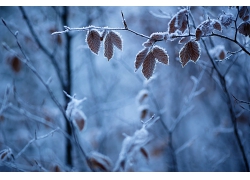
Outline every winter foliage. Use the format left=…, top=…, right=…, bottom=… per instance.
left=1, top=6, right=250, bottom=172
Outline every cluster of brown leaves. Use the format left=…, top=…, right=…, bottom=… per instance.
left=86, top=29, right=122, bottom=60
left=238, top=6, right=250, bottom=37
left=83, top=7, right=249, bottom=79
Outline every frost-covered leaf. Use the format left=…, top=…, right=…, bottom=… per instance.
left=213, top=20, right=222, bottom=31
left=110, top=31, right=122, bottom=50
left=72, top=109, right=86, bottom=131
left=209, top=45, right=226, bottom=60
left=168, top=8, right=188, bottom=34
left=104, top=32, right=113, bottom=61
left=86, top=29, right=101, bottom=54
left=136, top=89, right=149, bottom=104
left=142, top=40, right=153, bottom=47
left=195, top=28, right=202, bottom=41
left=152, top=46, right=169, bottom=65
left=178, top=36, right=190, bottom=44
left=168, top=16, right=177, bottom=34
left=138, top=105, right=149, bottom=120
left=142, top=52, right=156, bottom=79
left=219, top=13, right=234, bottom=28
left=179, top=40, right=201, bottom=67
left=238, top=21, right=250, bottom=37
left=239, top=6, right=249, bottom=21
left=135, top=48, right=149, bottom=71
left=196, top=19, right=222, bottom=37
left=149, top=32, right=165, bottom=41
left=87, top=151, right=112, bottom=172
left=0, top=148, right=14, bottom=162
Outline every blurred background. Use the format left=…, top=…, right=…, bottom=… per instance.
left=0, top=6, right=249, bottom=172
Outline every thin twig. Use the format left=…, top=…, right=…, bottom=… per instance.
left=15, top=128, right=60, bottom=159
left=18, top=7, right=65, bottom=89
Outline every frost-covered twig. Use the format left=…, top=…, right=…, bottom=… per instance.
left=15, top=128, right=60, bottom=159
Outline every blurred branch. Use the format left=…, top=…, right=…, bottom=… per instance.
left=15, top=127, right=60, bottom=159
left=232, top=94, right=250, bottom=111
left=2, top=18, right=90, bottom=169
left=188, top=11, right=250, bottom=171
left=175, top=136, right=198, bottom=155
left=18, top=7, right=65, bottom=89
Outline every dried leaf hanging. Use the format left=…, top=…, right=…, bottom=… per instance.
left=104, top=32, right=113, bottom=60
left=219, top=13, right=234, bottom=28
left=168, top=8, right=188, bottom=34
left=238, top=21, right=250, bottom=37
left=110, top=31, right=122, bottom=50
left=104, top=30, right=123, bottom=61
left=142, top=52, right=156, bottom=79
left=195, top=19, right=222, bottom=40
left=239, top=6, right=249, bottom=21
left=179, top=40, right=201, bottom=67
left=86, top=29, right=101, bottom=54
left=135, top=48, right=149, bottom=71
left=152, top=46, right=169, bottom=65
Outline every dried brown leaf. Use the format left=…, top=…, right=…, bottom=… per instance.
left=86, top=29, right=101, bottom=55
left=87, top=151, right=112, bottom=172
left=104, top=32, right=113, bottom=61
left=152, top=46, right=169, bottom=65
left=140, top=147, right=149, bottom=160
left=178, top=36, right=190, bottom=44
left=110, top=31, right=122, bottom=50
left=179, top=40, right=201, bottom=67
left=75, top=118, right=85, bottom=131
left=0, top=152, right=7, bottom=160
left=142, top=52, right=156, bottom=79
left=141, top=108, right=148, bottom=120
left=7, top=56, right=21, bottom=73
left=168, top=9, right=188, bottom=34
left=239, top=6, right=249, bottom=21
left=238, top=21, right=250, bottom=37
left=197, top=19, right=222, bottom=37
left=73, top=109, right=86, bottom=131
left=195, top=28, right=202, bottom=41
left=150, top=32, right=164, bottom=41
left=213, top=20, right=222, bottom=32
left=219, top=13, right=234, bottom=27
left=135, top=48, right=149, bottom=71
left=168, top=16, right=177, bottom=34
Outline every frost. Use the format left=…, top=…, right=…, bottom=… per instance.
left=168, top=8, right=188, bottom=34
left=87, top=151, right=113, bottom=171
left=219, top=13, right=234, bottom=28
left=135, top=47, right=149, bottom=71
left=142, top=52, right=156, bottom=79
left=179, top=40, right=201, bottom=67
left=86, top=29, right=101, bottom=54
left=209, top=45, right=227, bottom=60
left=152, top=46, right=169, bottom=65
left=104, top=30, right=123, bottom=60
left=239, top=6, right=249, bottom=21
left=196, top=19, right=222, bottom=39
left=238, top=21, right=250, bottom=37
